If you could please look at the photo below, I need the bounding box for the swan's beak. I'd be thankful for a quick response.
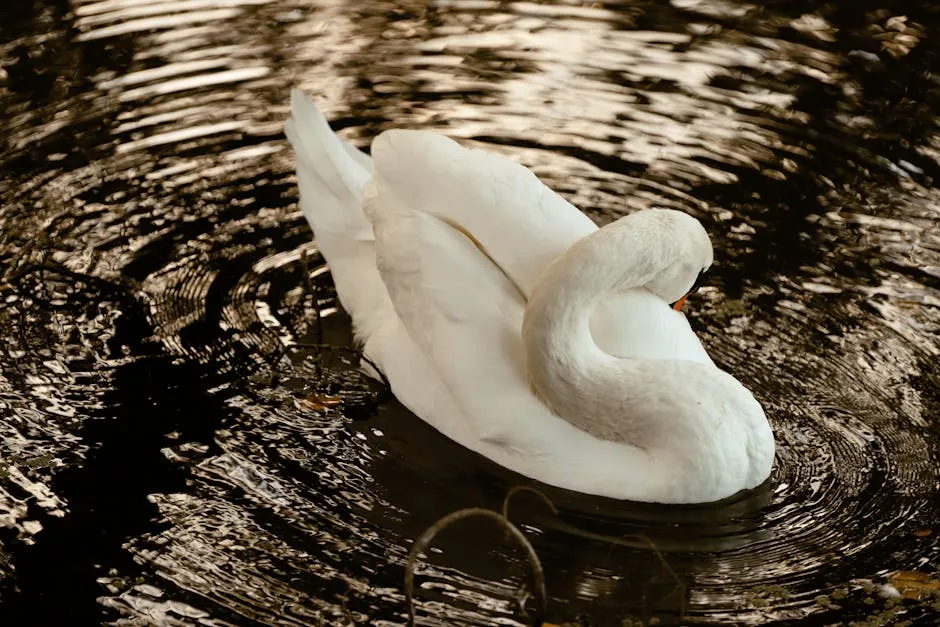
[672,294,689,311]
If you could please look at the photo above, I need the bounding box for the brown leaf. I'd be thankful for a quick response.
[296,394,342,412]
[888,571,940,600]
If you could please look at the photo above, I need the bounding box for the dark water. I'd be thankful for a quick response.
[1,0,938,625]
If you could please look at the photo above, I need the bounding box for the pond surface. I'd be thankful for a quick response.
[1,0,938,625]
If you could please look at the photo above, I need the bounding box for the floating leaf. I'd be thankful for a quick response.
[295,393,343,412]
[887,571,940,600]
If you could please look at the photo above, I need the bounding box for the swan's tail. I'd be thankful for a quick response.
[284,88,372,246]
[285,89,389,341]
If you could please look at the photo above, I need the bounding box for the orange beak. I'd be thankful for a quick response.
[672,293,689,312]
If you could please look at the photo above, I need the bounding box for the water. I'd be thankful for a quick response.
[1,0,938,625]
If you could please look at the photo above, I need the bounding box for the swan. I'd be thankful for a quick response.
[284,89,774,503]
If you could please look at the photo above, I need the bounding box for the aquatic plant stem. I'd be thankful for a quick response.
[502,485,558,521]
[405,507,546,626]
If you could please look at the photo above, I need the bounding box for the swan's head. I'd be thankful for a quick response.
[619,209,714,308]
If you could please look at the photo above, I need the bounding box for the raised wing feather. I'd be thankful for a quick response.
[364,165,545,442]
[369,129,596,297]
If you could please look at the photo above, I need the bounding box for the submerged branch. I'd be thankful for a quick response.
[405,507,546,627]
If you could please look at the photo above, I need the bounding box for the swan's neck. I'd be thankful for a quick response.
[521,225,667,442]
[521,218,773,500]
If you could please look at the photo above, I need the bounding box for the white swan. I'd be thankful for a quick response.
[285,90,774,504]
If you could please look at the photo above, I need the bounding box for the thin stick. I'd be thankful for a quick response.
[502,486,558,521]
[289,341,391,392]
[299,249,324,378]
[297,248,390,390]
[499,488,684,621]
[357,350,391,392]
[405,508,546,626]
[299,249,323,344]
[620,533,686,620]
[1,208,70,284]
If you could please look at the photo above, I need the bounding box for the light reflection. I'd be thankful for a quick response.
[77,9,245,41]
[116,121,244,152]
[116,66,270,101]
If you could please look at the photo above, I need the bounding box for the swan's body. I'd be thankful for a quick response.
[285,90,774,503]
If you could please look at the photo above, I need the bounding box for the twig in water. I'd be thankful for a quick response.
[405,507,546,627]
[296,249,391,393]
[502,486,558,521]
[289,341,391,393]
[620,533,686,621]
[299,249,324,378]
[299,249,323,344]
[500,488,685,623]
[356,350,391,393]
[1,208,71,285]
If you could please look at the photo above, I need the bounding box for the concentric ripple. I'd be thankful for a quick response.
[1,0,938,625]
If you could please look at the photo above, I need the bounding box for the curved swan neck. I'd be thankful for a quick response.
[521,224,662,432]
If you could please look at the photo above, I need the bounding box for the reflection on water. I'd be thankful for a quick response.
[0,0,938,625]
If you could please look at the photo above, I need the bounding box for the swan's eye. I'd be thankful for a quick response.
[690,268,708,293]
[672,268,708,311]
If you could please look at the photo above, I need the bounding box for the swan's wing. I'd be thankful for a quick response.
[365,172,546,443]
[369,129,597,297]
